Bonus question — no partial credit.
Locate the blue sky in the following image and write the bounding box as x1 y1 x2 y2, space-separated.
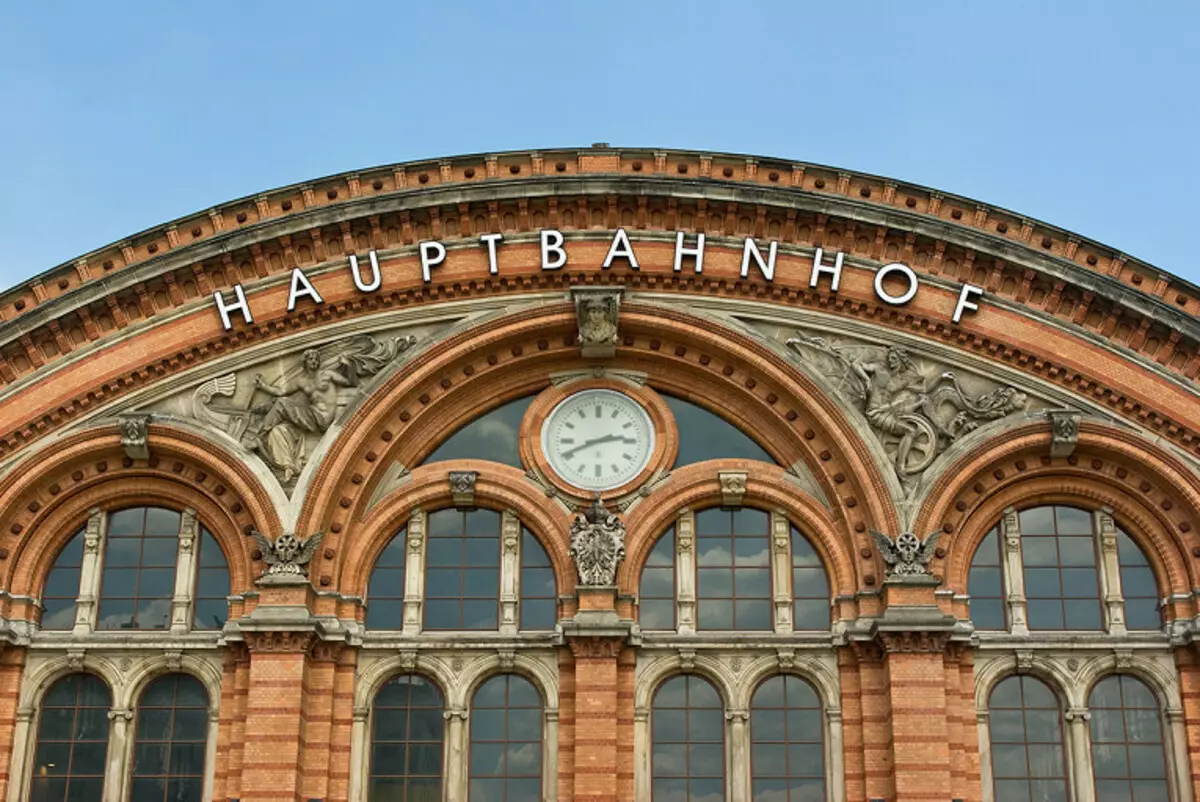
1 2 1197 290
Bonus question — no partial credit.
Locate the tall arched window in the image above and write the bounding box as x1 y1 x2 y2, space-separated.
42 529 84 630
366 527 407 630
371 674 444 802
192 527 230 630
968 525 1005 630
99 507 181 630
30 673 110 802
1089 675 1169 800
469 675 542 802
751 675 824 802
130 674 209 802
519 530 556 631
1117 531 1161 631
791 527 829 629
987 676 1068 802
1020 505 1101 630
696 508 771 630
425 509 501 631
651 675 724 802
639 527 676 631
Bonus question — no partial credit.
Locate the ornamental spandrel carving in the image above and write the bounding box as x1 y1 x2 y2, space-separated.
870 529 941 578
250 529 324 585
185 333 417 484
569 497 626 586
784 330 1029 482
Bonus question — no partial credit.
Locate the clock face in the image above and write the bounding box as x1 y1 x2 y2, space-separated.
541 389 656 491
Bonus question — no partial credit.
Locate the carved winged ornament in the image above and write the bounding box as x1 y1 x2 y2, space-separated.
569 497 626 587
250 530 325 585
870 529 941 578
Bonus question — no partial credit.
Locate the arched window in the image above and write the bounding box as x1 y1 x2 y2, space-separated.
751 676 824 802
366 527 408 630
371 674 444 802
987 676 1068 802
662 394 777 467
519 530 556 631
192 527 229 630
30 673 110 802
469 675 542 802
1089 675 1169 800
639 527 676 631
791 527 829 629
1019 506 1102 630
421 395 536 467
130 674 209 802
424 509 500 631
696 508 771 631
968 525 1005 630
1117 531 1161 631
99 507 181 630
651 675 724 802
42 529 84 630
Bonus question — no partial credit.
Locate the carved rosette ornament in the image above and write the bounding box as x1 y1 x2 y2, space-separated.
869 529 941 578
249 529 324 585
571 287 621 359
569 497 626 586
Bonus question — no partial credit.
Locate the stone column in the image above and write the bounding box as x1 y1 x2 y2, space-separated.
169 508 198 634
977 710 993 802
73 508 106 635
1000 507 1029 636
1094 509 1127 635
543 708 560 802
202 705 219 802
1165 708 1195 802
347 706 370 802
770 510 793 633
826 708 846 802
1064 707 1095 802
633 706 651 801
5 707 34 802
444 707 468 802
402 508 425 635
675 508 696 634
499 509 521 635
726 709 750 802
102 707 134 802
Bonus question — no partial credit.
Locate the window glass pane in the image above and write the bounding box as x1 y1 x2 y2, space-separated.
663 394 777 468
640 528 675 630
1019 506 1102 632
192 528 229 630
42 530 85 631
520 530 556 631
987 676 1067 802
424 511 501 631
422 396 534 467
1117 531 1160 631
366 529 407 630
98 508 180 631
31 674 111 802
792 527 830 629
373 675 444 801
696 509 771 631
131 675 207 802
751 676 824 798
1088 676 1169 800
968 526 1006 630
653 676 724 801
469 676 541 800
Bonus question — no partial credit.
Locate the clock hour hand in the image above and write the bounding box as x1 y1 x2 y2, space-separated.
560 433 635 460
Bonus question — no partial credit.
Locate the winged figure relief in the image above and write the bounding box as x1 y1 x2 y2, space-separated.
869 529 941 577
250 530 325 583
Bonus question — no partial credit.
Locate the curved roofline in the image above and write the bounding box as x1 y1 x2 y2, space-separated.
8 144 1194 299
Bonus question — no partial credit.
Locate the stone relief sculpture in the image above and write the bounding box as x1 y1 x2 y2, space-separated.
571 287 621 358
190 334 417 483
785 331 1028 481
250 529 324 585
569 497 626 586
870 529 941 578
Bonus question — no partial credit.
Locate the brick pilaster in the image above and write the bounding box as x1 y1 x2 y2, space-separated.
241 631 318 802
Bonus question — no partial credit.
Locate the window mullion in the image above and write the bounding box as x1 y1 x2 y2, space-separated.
675 508 696 635
499 509 521 635
403 508 425 635
103 706 134 802
726 708 750 802
1000 507 1029 635
169 508 198 634
1095 508 1127 635
770 510 792 633
73 507 107 635
1064 706 1095 802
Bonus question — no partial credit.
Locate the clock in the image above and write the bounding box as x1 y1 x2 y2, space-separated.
540 388 656 491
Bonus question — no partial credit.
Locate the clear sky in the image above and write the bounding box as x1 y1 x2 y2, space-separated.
1 2 1197 290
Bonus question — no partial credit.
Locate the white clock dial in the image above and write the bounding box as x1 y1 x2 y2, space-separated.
541 389 655 491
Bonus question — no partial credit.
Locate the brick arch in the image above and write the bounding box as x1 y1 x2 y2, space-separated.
918 421 1200 606
0 423 278 608
297 302 894 592
338 461 573 600
619 459 856 596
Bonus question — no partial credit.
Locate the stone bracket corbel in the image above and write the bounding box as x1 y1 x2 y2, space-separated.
718 471 748 508
449 471 478 508
571 286 622 359
1046 409 1081 458
118 413 152 461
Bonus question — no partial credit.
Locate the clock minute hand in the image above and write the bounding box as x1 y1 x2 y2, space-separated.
560 433 628 460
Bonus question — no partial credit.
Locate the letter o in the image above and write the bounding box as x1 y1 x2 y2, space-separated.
874 263 919 305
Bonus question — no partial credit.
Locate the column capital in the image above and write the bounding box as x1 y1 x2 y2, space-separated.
1064 707 1091 722
725 709 749 722
107 707 134 722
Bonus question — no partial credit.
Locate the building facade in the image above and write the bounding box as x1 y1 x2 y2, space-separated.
0 146 1196 802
